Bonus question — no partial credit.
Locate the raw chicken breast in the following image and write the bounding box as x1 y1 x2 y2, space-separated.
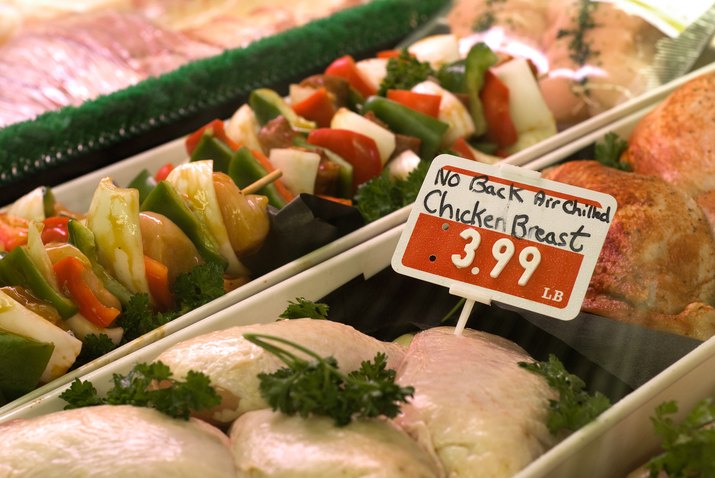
544 160 715 339
539 2 662 125
0 405 236 477
395 327 556 477
623 71 715 197
155 318 406 423
230 409 443 478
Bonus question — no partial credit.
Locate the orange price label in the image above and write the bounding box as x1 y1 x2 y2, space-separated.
392 155 617 320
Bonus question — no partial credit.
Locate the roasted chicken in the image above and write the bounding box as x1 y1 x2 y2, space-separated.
544 160 715 339
623 71 715 198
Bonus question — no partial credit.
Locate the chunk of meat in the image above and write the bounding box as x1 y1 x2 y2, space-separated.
230 409 443 478
395 327 556 477
623 71 715 197
544 160 715 339
155 318 406 424
0 405 237 477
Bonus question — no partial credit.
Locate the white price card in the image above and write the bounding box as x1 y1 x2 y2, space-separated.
392 155 618 321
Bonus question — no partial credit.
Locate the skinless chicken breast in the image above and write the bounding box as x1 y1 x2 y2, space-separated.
155 318 406 424
395 327 556 478
0 405 236 478
230 409 444 478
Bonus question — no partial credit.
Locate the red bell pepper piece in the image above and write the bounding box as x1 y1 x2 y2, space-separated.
185 119 241 155
451 137 477 161
387 89 442 118
307 128 382 191
376 49 402 59
41 216 70 244
480 70 518 148
324 55 376 98
144 255 173 312
291 87 336 128
0 214 28 252
154 162 175 182
53 256 120 328
250 149 295 203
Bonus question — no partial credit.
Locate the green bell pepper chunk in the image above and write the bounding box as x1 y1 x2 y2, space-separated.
464 42 498 137
0 247 77 319
362 96 449 161
228 147 287 208
249 88 315 130
127 169 157 204
190 134 233 173
42 187 56 217
67 219 133 306
436 43 498 137
140 181 227 269
0 329 54 401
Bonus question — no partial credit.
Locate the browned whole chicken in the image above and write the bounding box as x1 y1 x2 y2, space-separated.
623 71 715 198
544 160 715 339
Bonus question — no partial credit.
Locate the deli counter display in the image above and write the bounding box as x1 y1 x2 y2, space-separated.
1 1 715 477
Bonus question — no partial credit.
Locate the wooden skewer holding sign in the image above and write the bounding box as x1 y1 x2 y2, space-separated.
242 169 283 195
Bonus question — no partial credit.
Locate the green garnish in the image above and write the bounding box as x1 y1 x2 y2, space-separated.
171 261 225 315
519 354 611 435
244 333 414 426
594 132 630 171
117 293 171 343
59 361 221 420
72 333 117 368
355 159 429 222
377 49 435 96
117 262 225 343
473 11 495 32
280 297 329 320
646 399 715 477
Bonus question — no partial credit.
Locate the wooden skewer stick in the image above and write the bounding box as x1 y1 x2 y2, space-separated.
242 169 283 195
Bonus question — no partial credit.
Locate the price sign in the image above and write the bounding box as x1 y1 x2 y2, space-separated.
392 155 617 321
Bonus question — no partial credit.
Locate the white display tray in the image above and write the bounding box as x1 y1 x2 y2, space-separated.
2 218 712 478
0 138 411 415
3 58 713 426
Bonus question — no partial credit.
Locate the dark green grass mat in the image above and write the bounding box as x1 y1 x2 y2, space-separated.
0 0 449 205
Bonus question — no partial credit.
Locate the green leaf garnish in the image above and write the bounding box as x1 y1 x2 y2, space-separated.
280 297 329 320
72 333 117 369
519 354 611 435
355 159 429 222
377 49 435 96
244 333 414 426
594 132 631 171
646 398 715 477
59 361 221 420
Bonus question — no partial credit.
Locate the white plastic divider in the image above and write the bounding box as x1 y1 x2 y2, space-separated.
0 224 403 423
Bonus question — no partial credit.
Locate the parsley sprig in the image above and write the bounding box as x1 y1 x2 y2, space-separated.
59 361 221 420
244 333 414 426
594 132 631 171
519 354 611 435
355 159 429 222
377 49 435 96
279 297 329 320
646 399 715 477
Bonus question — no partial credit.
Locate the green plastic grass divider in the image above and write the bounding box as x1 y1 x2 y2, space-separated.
0 0 449 202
